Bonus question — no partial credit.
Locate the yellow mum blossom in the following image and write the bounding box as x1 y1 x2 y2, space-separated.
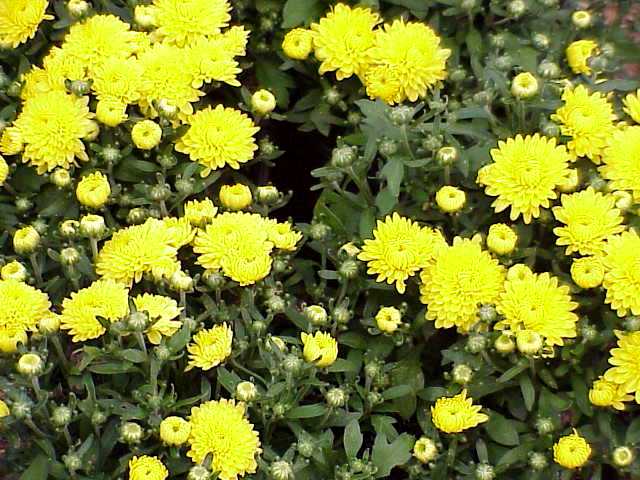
602 231 640 316
0 127 23 156
604 331 640 402
90 56 142 105
21 47 87 101
0 279 50 340
589 376 632 410
311 3 380 80
1 261 26 282
435 186 466 213
551 85 616 161
0 330 27 353
600 126 640 201
220 25 249 57
477 134 572 223
420 237 505 332
76 172 111 209
552 187 624 256
375 306 402 334
0 0 52 48
301 331 338 367
0 155 8 185
282 28 313 60
133 294 182 345
571 256 605 289
186 324 233 371
187 399 261 480
175 105 259 175
13 225 40 254
150 0 230 46
128 456 168 480
363 19 450 104
358 213 445 294
220 184 252 210
96 218 183 285
431 390 488 434
0 399 9 417
183 198 218 227
60 280 129 342
495 266 579 346
11 91 95 173
566 40 598 75
266 220 302 252
160 416 191 446
553 430 591 469
623 89 640 123
187 36 242 88
131 120 162 150
95 98 128 127
161 217 195 249
486 224 517 255
221 246 273 286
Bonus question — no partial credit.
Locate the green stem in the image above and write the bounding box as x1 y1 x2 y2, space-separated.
401 125 416 161
230 359 267 387
29 253 43 286
89 237 99 261
51 335 69 374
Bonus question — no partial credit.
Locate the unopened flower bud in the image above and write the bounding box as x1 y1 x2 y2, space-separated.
204 271 225 290
540 121 560 138
63 453 82 472
538 60 561 79
236 381 258 402
452 364 473 385
475 463 495 480
60 247 80 266
535 417 554 435
127 311 148 331
17 353 44 376
259 138 276 156
39 315 61 334
495 55 513 70
69 80 91 96
188 466 211 480
413 437 438 463
150 184 171 202
134 5 156 28
298 439 314 458
175 177 194 195
516 330 543 355
494 334 515 354
120 422 143 444
449 68 467 83
437 146 458 165
266 295 286 313
220 184 252 211
507 0 526 16
271 460 294 480
532 33 550 50
364 362 381 379
127 207 148 224
101 146 120 163
613 191 633 211
170 270 193 291
52 406 72 427
304 305 328 325
572 10 592 29
310 222 330 241
390 105 413 125
324 88 341 105
529 452 548 470
13 226 40 254
12 400 31 420
466 334 487 353
252 89 276 115
326 387 347 407
375 306 401 334
256 185 280 204
68 0 90 17
80 214 106 237
379 139 398 157
155 345 171 361
283 354 302 374
511 72 539 99
331 146 357 168
1 261 26 281
339 260 359 279
157 99 178 119
91 410 107 426
612 446 634 467
478 304 497 323
51 168 72 188
333 306 351 325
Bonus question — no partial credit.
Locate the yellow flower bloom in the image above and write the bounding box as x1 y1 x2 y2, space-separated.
11 91 95 173
95 98 128 127
131 120 162 150
0 279 50 339
0 0 52 48
552 187 624 256
511 72 539 98
0 127 23 156
13 226 40 254
187 32 246 88
128 456 168 480
0 330 27 353
160 416 191 446
0 399 9 417
76 172 111 209
571 256 605 289
515 329 543 355
477 134 572 223
375 306 402 334
91 56 142 105
20 47 87 101
602 231 640 316
420 237 505 332
363 19 450 104
495 266 578 346
1 261 26 282
252 89 276 115
486 224 517 255
220 184 252 210
623 89 640 123
221 247 273 286
358 213 445 294
553 430 591 469
589 376 632 410
60 279 129 342
600 126 640 201
161 217 195 249
175 105 259 176
96 218 183 285
133 294 182 345
604 331 640 402
566 40 598 75
187 399 261 480
282 28 313 60
557 168 580 193
17 352 43 376
311 3 380 80
183 198 218 227
435 186 466 213
149 0 230 46
551 85 616 161
266 221 302 252
186 324 232 371
0 154 8 185
301 331 338 367
431 390 488 434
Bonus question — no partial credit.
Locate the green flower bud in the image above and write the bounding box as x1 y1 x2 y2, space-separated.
326 387 347 407
69 80 91 96
154 345 171 361
283 355 302 374
532 33 550 50
256 185 280 204
101 147 120 163
449 68 467 83
63 453 82 472
331 146 357 168
324 88 341 106
127 311 148 331
149 184 171 202
259 138 276 156
52 406 72 427
529 452 548 470
310 222 331 241
479 304 497 323
494 334 515 354
389 105 414 125
188 466 211 480
437 146 458 165
12 400 32 420
235 381 258 402
466 334 487 353
535 417 554 435
379 139 398 157
17 353 44 376
60 247 80 266
475 463 495 480
612 446 634 468
204 271 226 290
266 295 286 313
624 316 640 331
298 439 314 458
120 422 143 444
347 111 361 125
538 60 560 78
175 177 195 195
157 152 177 169
51 168 72 188
452 364 473 385
15 198 32 213
333 306 352 325
507 0 526 17
339 260 359 279
271 460 294 480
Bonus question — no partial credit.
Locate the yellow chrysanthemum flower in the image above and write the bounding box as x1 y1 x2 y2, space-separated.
90 56 142 105
76 172 111 209
551 85 616 161
431 390 488 434
301 331 338 367
220 184 252 210
435 185 465 213
131 120 162 150
358 213 445 294
589 376 632 410
282 28 314 60
60 280 129 342
175 105 259 176
495 266 578 346
600 125 640 201
186 324 232 371
187 36 242 88
188 399 261 479
566 40 598 75
10 91 95 173
95 98 128 127
311 3 380 80
133 294 182 345
128 455 168 480
183 198 218 227
486 224 517 255
20 47 88 101
0 0 52 48
149 0 230 46
477 134 572 223
623 89 640 124
604 331 640 402
1 261 26 282
553 430 591 469
266 220 302 252
552 187 624 256
375 306 402 334
363 19 450 104
0 330 27 353
96 218 183 285
571 256 605 289
220 247 273 286
0 127 23 156
0 399 9 417
0 279 50 339
0 155 8 185
160 416 191 446
161 217 195 249
419 237 505 332
602 231 640 316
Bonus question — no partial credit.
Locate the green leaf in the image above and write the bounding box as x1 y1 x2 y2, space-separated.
382 385 413 400
287 403 327 419
255 60 295 108
626 417 640 444
118 349 147 363
88 362 138 375
485 413 519 446
497 360 527 383
371 433 413 477
520 375 535 411
19 454 48 480
571 375 593 417
282 0 322 28
381 158 404 198
343 419 363 459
